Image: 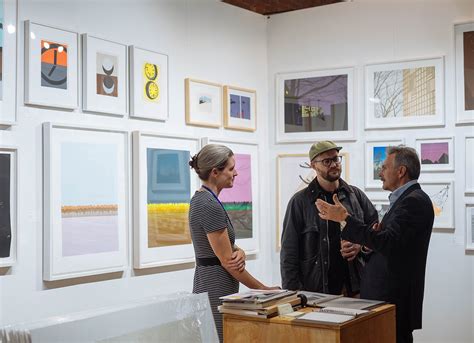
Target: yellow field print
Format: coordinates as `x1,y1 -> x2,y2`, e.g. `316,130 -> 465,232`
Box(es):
147,203 -> 191,248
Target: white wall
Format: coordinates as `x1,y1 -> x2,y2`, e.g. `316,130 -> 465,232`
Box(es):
267,1 -> 473,342
0,0 -> 272,326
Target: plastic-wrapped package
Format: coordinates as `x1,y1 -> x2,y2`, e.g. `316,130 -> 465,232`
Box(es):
0,292 -> 218,342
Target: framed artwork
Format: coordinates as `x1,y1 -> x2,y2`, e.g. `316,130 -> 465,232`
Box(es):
371,199 -> 390,223
130,46 -> 168,120
24,21 -> 78,109
201,137 -> 259,253
0,146 -> 17,267
466,136 -> 474,194
185,78 -> 222,128
276,67 -> 354,143
365,139 -> 404,189
275,153 -> 350,250
455,22 -> 474,124
223,85 -> 256,131
82,34 -> 127,116
419,181 -> 454,229
415,137 -> 454,172
465,203 -> 474,251
0,0 -> 17,126
43,123 -> 128,280
365,57 -> 445,129
132,131 -> 200,269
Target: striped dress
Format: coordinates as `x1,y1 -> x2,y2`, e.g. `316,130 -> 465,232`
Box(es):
189,189 -> 239,342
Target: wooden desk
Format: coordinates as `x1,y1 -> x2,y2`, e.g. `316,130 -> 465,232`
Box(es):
223,304 -> 395,343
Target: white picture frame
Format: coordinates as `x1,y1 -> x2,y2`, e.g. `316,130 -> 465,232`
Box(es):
0,0 -> 17,126
465,203 -> 474,251
43,123 -> 129,280
0,146 -> 17,267
185,78 -> 222,128
129,46 -> 168,120
365,139 -> 404,189
276,67 -> 355,143
465,136 -> 474,194
223,85 -> 256,132
82,34 -> 128,116
455,22 -> 474,124
24,21 -> 78,109
201,137 -> 259,254
365,57 -> 445,129
132,131 -> 200,269
415,137 -> 454,172
369,197 -> 390,223
419,181 -> 454,230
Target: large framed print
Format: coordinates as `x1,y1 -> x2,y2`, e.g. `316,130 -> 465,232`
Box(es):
130,46 -> 168,120
415,137 -> 454,172
223,85 -> 256,131
185,78 -> 222,128
466,136 -> 474,194
275,153 -> 350,250
276,67 -> 354,143
0,146 -> 17,267
365,139 -> 404,189
419,181 -> 454,230
0,0 -> 17,126
82,34 -> 127,116
465,203 -> 474,251
132,131 -> 200,269
24,21 -> 78,109
202,137 -> 259,253
455,22 -> 474,124
43,123 -> 128,280
365,57 -> 445,129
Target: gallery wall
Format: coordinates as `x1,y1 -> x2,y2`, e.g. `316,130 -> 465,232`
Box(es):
266,0 -> 473,342
0,0 -> 272,325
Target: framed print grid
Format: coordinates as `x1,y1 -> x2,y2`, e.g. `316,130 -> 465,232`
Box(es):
132,131 -> 200,269
223,85 -> 256,131
365,57 -> 445,129
201,137 -> 259,254
465,203 -> 474,251
0,146 -> 17,267
82,34 -> 128,116
365,139 -> 404,189
0,0 -> 17,126
43,123 -> 129,280
415,137 -> 454,172
466,136 -> 474,194
455,22 -> 474,124
276,67 -> 355,143
129,46 -> 168,120
185,78 -> 222,128
24,21 -> 78,109
419,181 -> 454,230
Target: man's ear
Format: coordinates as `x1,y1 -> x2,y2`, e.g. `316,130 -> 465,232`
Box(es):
398,165 -> 407,178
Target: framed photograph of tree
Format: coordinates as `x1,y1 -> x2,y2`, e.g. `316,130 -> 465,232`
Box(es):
365,57 -> 445,129
276,67 -> 355,143
455,22 -> 474,124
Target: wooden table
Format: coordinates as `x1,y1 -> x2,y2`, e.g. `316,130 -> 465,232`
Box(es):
223,304 -> 396,343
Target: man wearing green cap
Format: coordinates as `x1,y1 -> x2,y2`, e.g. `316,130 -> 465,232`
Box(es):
280,141 -> 377,296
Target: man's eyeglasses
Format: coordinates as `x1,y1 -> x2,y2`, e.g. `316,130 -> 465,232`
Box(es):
312,155 -> 343,167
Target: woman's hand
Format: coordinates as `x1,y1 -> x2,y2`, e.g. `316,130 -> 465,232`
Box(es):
228,249 -> 246,272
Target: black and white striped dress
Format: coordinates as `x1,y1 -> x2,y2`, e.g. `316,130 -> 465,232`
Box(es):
189,189 -> 239,342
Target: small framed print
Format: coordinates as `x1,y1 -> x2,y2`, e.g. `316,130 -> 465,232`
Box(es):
130,46 -> 168,120
419,181 -> 454,230
0,146 -> 17,267
416,137 -> 454,172
455,22 -> 474,124
82,34 -> 128,116
466,136 -> 474,194
24,21 -> 78,109
223,85 -> 256,132
370,198 -> 390,222
365,139 -> 404,189
185,78 -> 222,128
465,203 -> 474,251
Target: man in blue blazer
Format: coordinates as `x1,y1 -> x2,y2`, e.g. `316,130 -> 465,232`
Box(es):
316,146 -> 434,343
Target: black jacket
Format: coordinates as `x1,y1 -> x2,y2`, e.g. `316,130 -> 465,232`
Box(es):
280,178 -> 377,293
342,183 -> 433,333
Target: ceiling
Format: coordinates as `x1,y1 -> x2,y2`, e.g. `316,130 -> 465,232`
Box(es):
221,0 -> 345,16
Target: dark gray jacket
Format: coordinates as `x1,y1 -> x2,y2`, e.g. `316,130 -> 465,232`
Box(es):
280,178 -> 377,293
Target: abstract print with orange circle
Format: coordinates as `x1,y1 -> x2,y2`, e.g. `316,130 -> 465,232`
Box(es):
41,40 -> 68,89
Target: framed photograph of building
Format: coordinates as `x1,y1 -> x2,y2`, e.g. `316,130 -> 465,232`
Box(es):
276,67 -> 355,143
185,78 -> 222,128
455,22 -> 474,124
132,131 -> 200,269
365,139 -> 404,189
223,85 -> 256,131
365,57 -> 445,129
24,21 -> 78,109
415,137 -> 454,172
419,181 -> 454,230
0,146 -> 17,267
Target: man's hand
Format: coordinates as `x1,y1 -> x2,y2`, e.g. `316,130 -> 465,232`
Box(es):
340,240 -> 361,261
315,194 -> 349,222
372,222 -> 383,232
228,249 -> 246,272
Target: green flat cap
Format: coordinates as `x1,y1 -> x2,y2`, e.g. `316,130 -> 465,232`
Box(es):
309,141 -> 342,161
